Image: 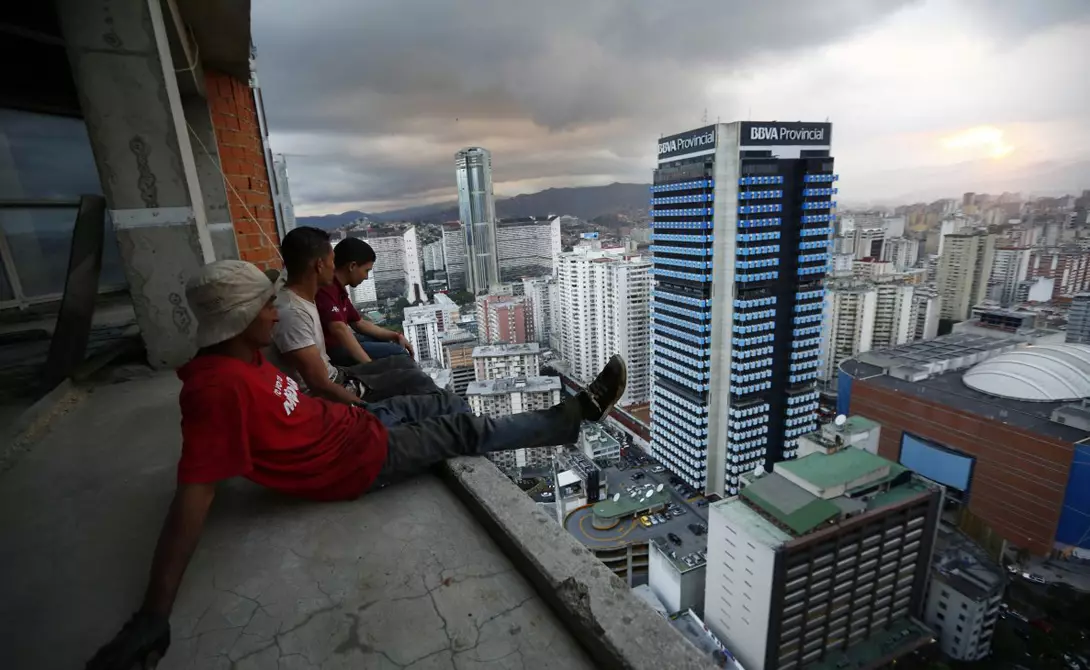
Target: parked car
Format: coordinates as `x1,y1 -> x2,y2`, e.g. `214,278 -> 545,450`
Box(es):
697,499 -> 709,508
631,472 -> 645,481
668,533 -> 683,546
639,516 -> 652,528
651,465 -> 665,474
688,523 -> 704,535
1024,573 -> 1047,585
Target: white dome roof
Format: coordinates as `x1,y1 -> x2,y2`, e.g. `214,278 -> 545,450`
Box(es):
963,344 -> 1090,402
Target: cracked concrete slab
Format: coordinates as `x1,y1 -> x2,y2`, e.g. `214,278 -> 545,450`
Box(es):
0,371 -> 595,670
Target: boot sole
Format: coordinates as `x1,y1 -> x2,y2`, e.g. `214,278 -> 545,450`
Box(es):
595,356 -> 627,420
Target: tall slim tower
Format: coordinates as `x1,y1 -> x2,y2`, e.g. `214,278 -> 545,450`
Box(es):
650,121 -> 835,496
455,147 -> 499,293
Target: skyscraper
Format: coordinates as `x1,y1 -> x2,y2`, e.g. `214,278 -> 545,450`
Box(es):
556,242 -> 652,407
441,223 -> 468,290
989,247 -> 1031,305
936,232 -> 995,322
1067,294 -> 1090,345
650,121 -> 834,496
455,147 -> 499,293
494,216 -> 562,282
819,282 -> 876,383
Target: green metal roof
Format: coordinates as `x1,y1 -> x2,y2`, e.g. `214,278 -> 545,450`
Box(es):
776,449 -> 902,491
592,489 -> 671,521
740,474 -> 840,536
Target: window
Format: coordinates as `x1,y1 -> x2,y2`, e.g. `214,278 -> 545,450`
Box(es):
956,625 -> 963,633
938,602 -> 947,610
937,613 -> 945,621
958,614 -> 966,621
954,636 -> 961,645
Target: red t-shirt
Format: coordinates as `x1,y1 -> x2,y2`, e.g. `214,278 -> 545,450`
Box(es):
315,277 -> 361,347
176,352 -> 388,500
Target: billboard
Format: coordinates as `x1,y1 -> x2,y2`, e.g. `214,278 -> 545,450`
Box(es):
658,125 -> 717,160
739,121 -> 832,146
899,432 -> 974,492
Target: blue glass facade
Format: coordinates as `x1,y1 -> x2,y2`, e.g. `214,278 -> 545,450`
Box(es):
650,124 -> 835,495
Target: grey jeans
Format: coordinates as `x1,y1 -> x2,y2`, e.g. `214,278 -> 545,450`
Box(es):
365,392 -> 584,488
337,356 -> 439,402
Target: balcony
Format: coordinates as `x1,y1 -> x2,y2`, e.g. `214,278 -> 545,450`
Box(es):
0,368 -> 719,669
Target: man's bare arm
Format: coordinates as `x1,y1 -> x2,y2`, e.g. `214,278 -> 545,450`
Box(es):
283,345 -> 361,404
142,482 -> 217,614
329,321 -> 372,365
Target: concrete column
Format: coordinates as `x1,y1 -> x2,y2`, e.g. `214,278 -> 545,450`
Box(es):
56,0 -> 215,368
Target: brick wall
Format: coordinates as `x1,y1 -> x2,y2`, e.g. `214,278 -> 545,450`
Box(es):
851,378 -> 1074,556
204,70 -> 281,270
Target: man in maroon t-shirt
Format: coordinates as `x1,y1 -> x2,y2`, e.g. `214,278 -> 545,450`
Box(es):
315,237 -> 413,365
86,260 -> 627,669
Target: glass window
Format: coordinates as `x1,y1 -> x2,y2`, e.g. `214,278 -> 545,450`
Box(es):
0,108 -> 125,301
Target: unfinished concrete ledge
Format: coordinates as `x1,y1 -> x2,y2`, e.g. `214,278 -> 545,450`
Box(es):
441,456 -> 721,670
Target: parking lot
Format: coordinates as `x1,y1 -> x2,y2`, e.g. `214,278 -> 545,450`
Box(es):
564,457 -> 710,564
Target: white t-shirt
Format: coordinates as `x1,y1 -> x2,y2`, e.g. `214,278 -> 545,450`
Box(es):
268,287 -> 338,391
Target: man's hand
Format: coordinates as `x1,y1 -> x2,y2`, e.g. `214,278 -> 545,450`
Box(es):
395,333 -> 415,358
86,611 -> 170,670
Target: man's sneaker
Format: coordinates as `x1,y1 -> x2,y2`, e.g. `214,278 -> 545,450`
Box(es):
580,355 -> 627,421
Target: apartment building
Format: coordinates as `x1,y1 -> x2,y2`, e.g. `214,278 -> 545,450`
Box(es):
441,327 -> 477,396
820,282 -> 876,383
495,216 -> 561,282
467,376 -> 562,472
936,233 -> 995,322
472,343 -> 542,381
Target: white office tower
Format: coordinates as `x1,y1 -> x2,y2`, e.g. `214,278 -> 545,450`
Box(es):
937,233 -> 996,322
495,216 -> 562,282
703,450 -> 943,670
911,285 -> 941,341
522,276 -> 556,346
472,343 -> 541,381
820,282 -> 876,383
403,312 -> 443,364
403,297 -> 461,335
881,238 -> 919,270
872,282 -> 915,349
455,147 -> 499,293
556,244 -> 652,406
422,240 -> 445,272
989,247 -> 1031,306
650,122 -> 834,496
442,223 -> 468,290
468,377 -> 562,473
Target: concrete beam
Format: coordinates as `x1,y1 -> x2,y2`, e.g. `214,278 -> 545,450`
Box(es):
56,0 -> 217,367
441,457 -> 721,670
182,95 -> 238,261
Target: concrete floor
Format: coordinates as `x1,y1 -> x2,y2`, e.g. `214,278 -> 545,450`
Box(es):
0,371 -> 594,669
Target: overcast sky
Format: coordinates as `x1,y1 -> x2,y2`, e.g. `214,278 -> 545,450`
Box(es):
252,0 -> 1090,216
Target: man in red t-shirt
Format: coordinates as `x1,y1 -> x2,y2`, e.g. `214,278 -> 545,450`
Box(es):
87,260 -> 627,669
314,237 -> 413,365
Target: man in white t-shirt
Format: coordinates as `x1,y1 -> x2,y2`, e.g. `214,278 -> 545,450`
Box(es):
268,228 -> 436,404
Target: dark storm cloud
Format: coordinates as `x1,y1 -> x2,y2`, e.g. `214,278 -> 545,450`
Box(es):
249,0 -> 1085,212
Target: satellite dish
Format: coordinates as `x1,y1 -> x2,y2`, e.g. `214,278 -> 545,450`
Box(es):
834,414 -> 847,426
656,484 -> 664,493
613,493 -> 620,502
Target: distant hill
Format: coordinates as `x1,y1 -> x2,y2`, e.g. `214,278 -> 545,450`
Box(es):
297,182 -> 651,229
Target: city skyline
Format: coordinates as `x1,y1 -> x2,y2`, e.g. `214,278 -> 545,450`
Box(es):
252,0 -> 1090,215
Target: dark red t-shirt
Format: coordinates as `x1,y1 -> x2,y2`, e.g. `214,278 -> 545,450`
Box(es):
315,277 -> 361,347
176,352 -> 388,500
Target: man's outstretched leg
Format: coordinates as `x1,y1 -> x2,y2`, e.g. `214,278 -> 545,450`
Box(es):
372,355 -> 626,487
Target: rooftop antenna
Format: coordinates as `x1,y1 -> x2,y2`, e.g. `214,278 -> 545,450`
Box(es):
656,483 -> 664,493
613,493 -> 620,503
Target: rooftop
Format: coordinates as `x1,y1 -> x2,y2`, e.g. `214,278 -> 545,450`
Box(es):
840,332 -> 1021,381
0,368 -> 719,670
472,343 -> 541,358
932,524 -> 1007,601
962,343 -> 1090,401
740,474 -> 841,536
466,376 -> 561,396
776,448 -> 904,495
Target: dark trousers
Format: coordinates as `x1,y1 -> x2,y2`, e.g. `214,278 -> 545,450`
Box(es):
337,356 -> 439,402
329,333 -> 407,366
367,392 -> 584,488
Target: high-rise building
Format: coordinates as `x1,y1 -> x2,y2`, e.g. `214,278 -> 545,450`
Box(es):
495,216 -> 561,282
988,247 -> 1031,306
476,294 -> 534,344
441,223 -> 468,291
522,277 -> 556,346
936,232 -> 995,322
650,121 -> 834,495
934,217 -> 968,256
1067,294 -> 1090,345
467,376 -> 562,473
872,282 -> 915,349
473,343 -> 541,381
422,240 -> 445,273
403,295 -> 461,335
1027,249 -> 1090,299
349,225 -> 424,301
271,153 -> 297,233
556,243 -> 652,406
441,328 -> 477,396
703,448 -> 942,670
911,285 -> 941,341
820,282 -> 876,383
881,237 -> 919,270
455,147 -> 498,293
854,227 -> 886,260
403,312 -> 442,364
